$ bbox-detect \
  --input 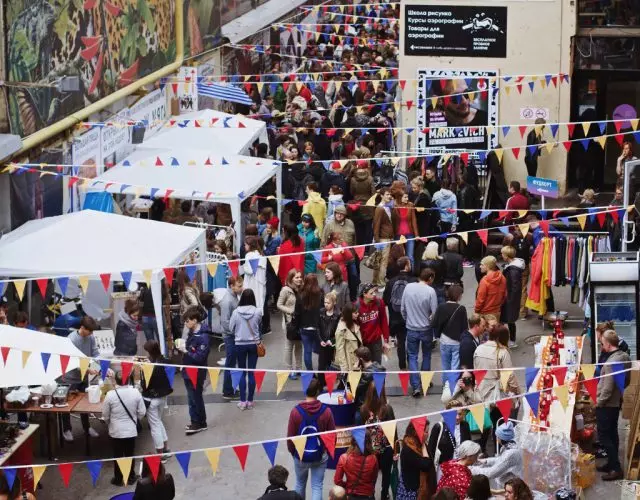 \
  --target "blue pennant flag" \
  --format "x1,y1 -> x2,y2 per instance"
238,191 -> 246,200
498,226 -> 511,235
618,208 -> 627,224
222,157 -> 229,165
598,122 -> 607,135
86,461 -> 102,487
122,160 -> 131,167
120,271 -> 132,290
587,207 -> 597,223
545,74 -> 552,86
3,469 -> 16,491
464,78 -> 474,87
0,282 -> 5,298
425,80 -> 432,91
501,126 -> 511,137
100,359 -> 111,380
178,120 -> 190,128
119,184 -> 130,193
406,128 -> 415,134
559,217 -> 570,225
373,373 -> 386,396
445,371 -> 459,393
477,151 -> 487,163
527,145 -> 537,157
525,367 -> 539,390
528,81 -> 535,92
504,76 -> 512,82
262,441 -> 278,466
352,427 -> 366,454
322,161 -> 332,171
634,131 -> 640,143
170,157 -> 180,167
165,366 -> 176,388
175,452 -> 191,478
249,258 -> 259,275
418,99 -> 425,108
442,410 -> 457,435
525,391 -> 541,417
550,124 -> 559,138
57,277 -> 69,296
539,210 -> 547,220
612,363 -> 627,394
185,264 -> 197,282
280,198 -> 292,206
231,370 -> 243,390
479,210 -> 492,220
374,243 -> 387,252
41,352 -> 51,372
223,117 -> 232,128
311,251 -> 323,264
300,373 -> 314,394
580,138 -> 590,151
149,188 -> 159,199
